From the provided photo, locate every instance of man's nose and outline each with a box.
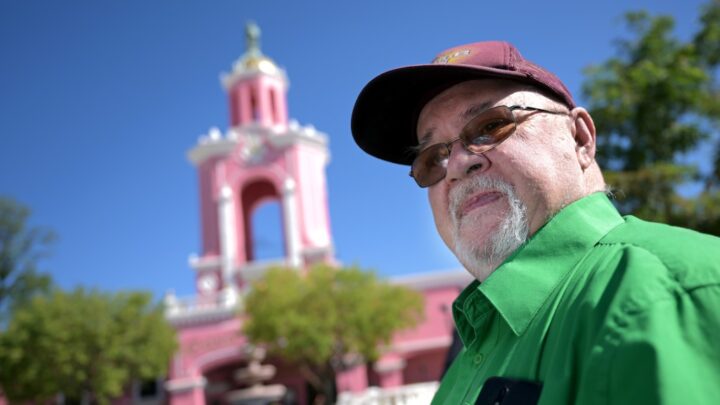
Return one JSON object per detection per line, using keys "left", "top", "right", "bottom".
{"left": 444, "top": 141, "right": 490, "bottom": 184}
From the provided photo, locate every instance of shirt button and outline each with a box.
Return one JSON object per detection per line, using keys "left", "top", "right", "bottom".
{"left": 473, "top": 353, "right": 484, "bottom": 365}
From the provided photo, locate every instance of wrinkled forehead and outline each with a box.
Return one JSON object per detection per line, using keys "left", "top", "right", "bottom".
{"left": 416, "top": 79, "right": 545, "bottom": 143}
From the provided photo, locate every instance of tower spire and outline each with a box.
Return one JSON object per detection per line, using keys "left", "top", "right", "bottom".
{"left": 225, "top": 22, "right": 283, "bottom": 81}
{"left": 245, "top": 21, "right": 262, "bottom": 58}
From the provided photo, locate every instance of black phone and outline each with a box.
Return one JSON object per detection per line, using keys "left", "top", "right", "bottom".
{"left": 474, "top": 377, "right": 543, "bottom": 405}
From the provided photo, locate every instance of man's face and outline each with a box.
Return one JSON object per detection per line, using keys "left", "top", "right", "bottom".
{"left": 416, "top": 79, "right": 586, "bottom": 280}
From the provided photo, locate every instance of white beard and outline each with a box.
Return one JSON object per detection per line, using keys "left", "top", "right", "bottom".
{"left": 449, "top": 177, "right": 529, "bottom": 281}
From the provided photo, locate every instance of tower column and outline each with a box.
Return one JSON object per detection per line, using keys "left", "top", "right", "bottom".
{"left": 375, "top": 354, "right": 406, "bottom": 388}
{"left": 166, "top": 376, "right": 207, "bottom": 405}
{"left": 282, "top": 178, "right": 301, "bottom": 267}
{"left": 218, "top": 185, "right": 237, "bottom": 290}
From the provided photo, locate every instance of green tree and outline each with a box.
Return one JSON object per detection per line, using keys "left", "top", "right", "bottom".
{"left": 582, "top": 0, "right": 720, "bottom": 234}
{"left": 0, "top": 196, "right": 54, "bottom": 324}
{"left": 0, "top": 288, "right": 177, "bottom": 404}
{"left": 243, "top": 264, "right": 424, "bottom": 404}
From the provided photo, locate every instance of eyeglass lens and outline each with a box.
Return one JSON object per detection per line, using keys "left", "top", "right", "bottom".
{"left": 411, "top": 106, "right": 517, "bottom": 187}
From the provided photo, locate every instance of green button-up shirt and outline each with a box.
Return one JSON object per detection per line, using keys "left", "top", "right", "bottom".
{"left": 433, "top": 193, "right": 720, "bottom": 405}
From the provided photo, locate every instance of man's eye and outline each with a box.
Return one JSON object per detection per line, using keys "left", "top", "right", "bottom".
{"left": 464, "top": 118, "right": 510, "bottom": 145}
{"left": 468, "top": 133, "right": 494, "bottom": 146}
{"left": 481, "top": 119, "right": 507, "bottom": 134}
{"left": 433, "top": 152, "right": 448, "bottom": 166}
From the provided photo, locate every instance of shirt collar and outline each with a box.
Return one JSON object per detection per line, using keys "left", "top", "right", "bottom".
{"left": 453, "top": 193, "right": 624, "bottom": 346}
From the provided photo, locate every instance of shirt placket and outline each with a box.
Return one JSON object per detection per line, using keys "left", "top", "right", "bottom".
{"left": 461, "top": 303, "right": 501, "bottom": 404}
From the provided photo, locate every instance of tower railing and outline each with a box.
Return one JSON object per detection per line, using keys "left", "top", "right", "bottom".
{"left": 165, "top": 256, "right": 295, "bottom": 324}
{"left": 336, "top": 382, "right": 439, "bottom": 405}
{"left": 164, "top": 287, "right": 240, "bottom": 325}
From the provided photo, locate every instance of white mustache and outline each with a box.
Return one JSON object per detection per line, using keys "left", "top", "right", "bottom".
{"left": 449, "top": 177, "right": 512, "bottom": 224}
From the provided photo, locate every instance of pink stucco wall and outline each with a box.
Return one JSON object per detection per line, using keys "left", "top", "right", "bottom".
{"left": 171, "top": 318, "right": 247, "bottom": 380}
{"left": 394, "top": 286, "right": 460, "bottom": 346}
{"left": 199, "top": 157, "right": 221, "bottom": 257}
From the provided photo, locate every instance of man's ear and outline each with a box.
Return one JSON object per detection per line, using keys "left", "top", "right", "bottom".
{"left": 571, "top": 107, "right": 597, "bottom": 170}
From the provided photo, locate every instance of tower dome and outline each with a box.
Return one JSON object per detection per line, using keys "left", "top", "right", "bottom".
{"left": 232, "top": 22, "right": 280, "bottom": 76}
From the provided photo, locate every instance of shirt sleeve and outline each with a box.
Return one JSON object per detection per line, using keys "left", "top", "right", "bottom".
{"left": 580, "top": 246, "right": 720, "bottom": 405}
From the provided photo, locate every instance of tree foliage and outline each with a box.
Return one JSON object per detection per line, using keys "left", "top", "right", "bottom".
{"left": 0, "top": 196, "right": 54, "bottom": 324}
{"left": 582, "top": 0, "right": 720, "bottom": 234}
{"left": 0, "top": 288, "right": 177, "bottom": 404}
{"left": 243, "top": 264, "right": 424, "bottom": 403}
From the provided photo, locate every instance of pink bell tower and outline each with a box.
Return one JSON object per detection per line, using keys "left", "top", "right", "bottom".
{"left": 164, "top": 24, "right": 335, "bottom": 404}
{"left": 187, "top": 23, "right": 333, "bottom": 301}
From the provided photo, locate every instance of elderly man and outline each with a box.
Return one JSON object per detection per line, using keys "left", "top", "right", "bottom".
{"left": 351, "top": 41, "right": 720, "bottom": 405}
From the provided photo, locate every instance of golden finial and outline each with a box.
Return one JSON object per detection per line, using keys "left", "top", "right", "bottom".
{"left": 245, "top": 21, "right": 261, "bottom": 56}
{"left": 230, "top": 21, "right": 279, "bottom": 75}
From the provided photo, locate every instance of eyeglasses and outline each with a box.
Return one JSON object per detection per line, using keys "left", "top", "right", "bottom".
{"left": 409, "top": 105, "right": 569, "bottom": 188}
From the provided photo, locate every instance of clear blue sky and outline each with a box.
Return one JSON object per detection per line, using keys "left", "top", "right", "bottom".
{"left": 0, "top": 0, "right": 709, "bottom": 299}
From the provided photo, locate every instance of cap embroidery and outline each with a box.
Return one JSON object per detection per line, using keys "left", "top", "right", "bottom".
{"left": 432, "top": 49, "right": 471, "bottom": 64}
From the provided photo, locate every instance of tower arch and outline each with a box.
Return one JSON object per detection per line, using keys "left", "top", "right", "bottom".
{"left": 239, "top": 177, "right": 282, "bottom": 263}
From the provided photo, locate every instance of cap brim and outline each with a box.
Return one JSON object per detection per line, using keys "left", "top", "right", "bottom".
{"left": 351, "top": 64, "right": 531, "bottom": 165}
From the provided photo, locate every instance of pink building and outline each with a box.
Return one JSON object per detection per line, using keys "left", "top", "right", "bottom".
{"left": 162, "top": 24, "right": 471, "bottom": 405}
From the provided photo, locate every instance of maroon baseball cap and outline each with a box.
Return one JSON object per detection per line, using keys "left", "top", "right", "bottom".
{"left": 351, "top": 41, "right": 576, "bottom": 165}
